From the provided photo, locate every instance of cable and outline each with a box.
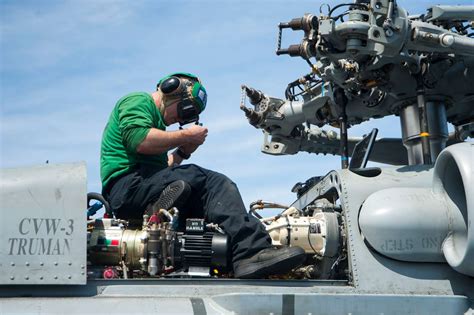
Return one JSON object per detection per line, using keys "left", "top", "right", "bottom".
{"left": 286, "top": 215, "right": 292, "bottom": 247}
{"left": 328, "top": 3, "right": 368, "bottom": 19}
{"left": 285, "top": 78, "right": 322, "bottom": 101}
{"left": 249, "top": 207, "right": 264, "bottom": 220}
{"left": 307, "top": 223, "right": 319, "bottom": 254}
{"left": 249, "top": 200, "right": 288, "bottom": 223}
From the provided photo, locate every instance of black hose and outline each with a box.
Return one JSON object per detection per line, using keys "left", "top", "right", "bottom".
{"left": 249, "top": 208, "right": 264, "bottom": 220}
{"left": 328, "top": 3, "right": 368, "bottom": 19}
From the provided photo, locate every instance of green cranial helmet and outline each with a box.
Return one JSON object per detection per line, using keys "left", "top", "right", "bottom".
{"left": 157, "top": 72, "right": 207, "bottom": 114}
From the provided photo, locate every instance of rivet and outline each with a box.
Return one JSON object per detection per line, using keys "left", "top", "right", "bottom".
{"left": 68, "top": 275, "right": 72, "bottom": 279}
{"left": 40, "top": 262, "right": 44, "bottom": 266}
{"left": 25, "top": 276, "right": 29, "bottom": 280}
{"left": 10, "top": 276, "right": 15, "bottom": 280}
{"left": 40, "top": 276, "right": 44, "bottom": 280}
{"left": 54, "top": 262, "right": 58, "bottom": 266}
{"left": 54, "top": 276, "right": 58, "bottom": 280}
{"left": 10, "top": 262, "right": 15, "bottom": 267}
{"left": 68, "top": 262, "right": 72, "bottom": 266}
{"left": 81, "top": 272, "right": 85, "bottom": 275}
{"left": 81, "top": 265, "right": 85, "bottom": 269}
{"left": 25, "top": 262, "right": 30, "bottom": 266}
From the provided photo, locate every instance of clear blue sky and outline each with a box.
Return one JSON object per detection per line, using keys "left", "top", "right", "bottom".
{"left": 1, "top": 0, "right": 471, "bottom": 210}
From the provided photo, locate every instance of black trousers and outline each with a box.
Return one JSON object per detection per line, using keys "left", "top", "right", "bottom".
{"left": 104, "top": 164, "right": 271, "bottom": 263}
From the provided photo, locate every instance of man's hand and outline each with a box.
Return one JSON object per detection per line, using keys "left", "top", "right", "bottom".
{"left": 182, "top": 125, "right": 208, "bottom": 145}
{"left": 168, "top": 126, "right": 207, "bottom": 166}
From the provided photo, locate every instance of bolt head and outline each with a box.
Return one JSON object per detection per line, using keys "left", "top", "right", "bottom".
{"left": 441, "top": 34, "right": 455, "bottom": 47}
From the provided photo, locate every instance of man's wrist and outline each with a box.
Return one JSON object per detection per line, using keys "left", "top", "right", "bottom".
{"left": 180, "top": 128, "right": 190, "bottom": 140}
{"left": 176, "top": 148, "right": 191, "bottom": 160}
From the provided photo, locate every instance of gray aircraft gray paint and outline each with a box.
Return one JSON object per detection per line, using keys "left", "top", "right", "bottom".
{"left": 1, "top": 0, "right": 474, "bottom": 314}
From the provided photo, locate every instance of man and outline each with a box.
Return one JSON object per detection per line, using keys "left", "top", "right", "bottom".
{"left": 100, "top": 72, "right": 305, "bottom": 278}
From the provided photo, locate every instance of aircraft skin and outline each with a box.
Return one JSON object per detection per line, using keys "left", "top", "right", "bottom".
{"left": 1, "top": 1, "right": 474, "bottom": 314}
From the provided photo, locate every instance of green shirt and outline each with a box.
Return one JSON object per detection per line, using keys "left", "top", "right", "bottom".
{"left": 100, "top": 92, "right": 168, "bottom": 189}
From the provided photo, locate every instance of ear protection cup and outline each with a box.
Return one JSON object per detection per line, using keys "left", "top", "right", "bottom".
{"left": 157, "top": 72, "right": 200, "bottom": 91}
{"left": 160, "top": 77, "right": 181, "bottom": 94}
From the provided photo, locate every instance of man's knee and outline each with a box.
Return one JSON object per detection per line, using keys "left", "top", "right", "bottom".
{"left": 172, "top": 163, "right": 228, "bottom": 181}
{"left": 206, "top": 168, "right": 235, "bottom": 186}
{"left": 171, "top": 163, "right": 238, "bottom": 193}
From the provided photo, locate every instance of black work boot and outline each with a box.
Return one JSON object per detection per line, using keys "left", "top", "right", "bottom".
{"left": 148, "top": 180, "right": 191, "bottom": 214}
{"left": 233, "top": 246, "right": 306, "bottom": 279}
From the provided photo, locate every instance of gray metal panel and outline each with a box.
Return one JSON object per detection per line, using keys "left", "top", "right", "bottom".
{"left": 0, "top": 293, "right": 471, "bottom": 315}
{"left": 336, "top": 166, "right": 474, "bottom": 296}
{"left": 291, "top": 165, "right": 474, "bottom": 297}
{"left": 0, "top": 298, "right": 198, "bottom": 315}
{"left": 0, "top": 162, "right": 87, "bottom": 285}
{"left": 213, "top": 294, "right": 471, "bottom": 315}
{"left": 0, "top": 280, "right": 472, "bottom": 314}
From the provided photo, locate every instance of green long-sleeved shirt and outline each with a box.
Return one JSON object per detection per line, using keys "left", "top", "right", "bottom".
{"left": 100, "top": 92, "right": 168, "bottom": 189}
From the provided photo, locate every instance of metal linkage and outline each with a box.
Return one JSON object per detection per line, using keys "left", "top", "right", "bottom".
{"left": 416, "top": 74, "right": 432, "bottom": 165}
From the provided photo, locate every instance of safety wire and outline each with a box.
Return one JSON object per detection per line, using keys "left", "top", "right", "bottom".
{"left": 331, "top": 253, "right": 347, "bottom": 271}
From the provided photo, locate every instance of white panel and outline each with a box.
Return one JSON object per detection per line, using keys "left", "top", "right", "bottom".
{"left": 0, "top": 162, "right": 87, "bottom": 284}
